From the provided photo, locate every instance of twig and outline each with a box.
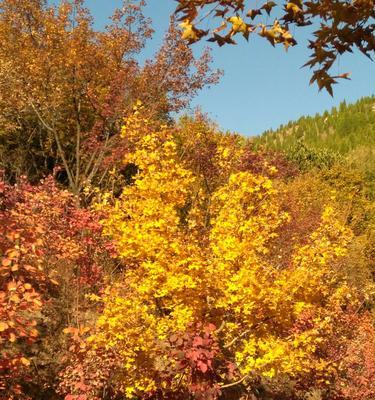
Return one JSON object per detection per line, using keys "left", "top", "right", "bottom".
{"left": 224, "top": 316, "right": 274, "bottom": 349}
{"left": 215, "top": 320, "right": 226, "bottom": 334}
{"left": 220, "top": 374, "right": 249, "bottom": 389}
{"left": 224, "top": 328, "right": 252, "bottom": 349}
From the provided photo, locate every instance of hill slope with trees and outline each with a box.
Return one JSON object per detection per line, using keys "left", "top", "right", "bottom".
{"left": 255, "top": 96, "right": 375, "bottom": 193}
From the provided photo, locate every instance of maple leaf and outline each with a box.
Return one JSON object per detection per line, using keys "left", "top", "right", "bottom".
{"left": 180, "top": 20, "right": 199, "bottom": 42}
{"left": 262, "top": 1, "right": 277, "bottom": 15}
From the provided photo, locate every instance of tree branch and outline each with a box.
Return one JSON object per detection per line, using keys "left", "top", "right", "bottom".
{"left": 220, "top": 374, "right": 249, "bottom": 389}
{"left": 30, "top": 102, "right": 77, "bottom": 193}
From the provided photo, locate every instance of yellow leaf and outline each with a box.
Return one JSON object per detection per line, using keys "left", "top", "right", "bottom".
{"left": 0, "top": 321, "right": 9, "bottom": 332}
{"left": 228, "top": 16, "right": 247, "bottom": 33}
{"left": 20, "top": 357, "right": 31, "bottom": 367}
{"left": 286, "top": 2, "right": 302, "bottom": 14}
{"left": 179, "top": 20, "right": 198, "bottom": 42}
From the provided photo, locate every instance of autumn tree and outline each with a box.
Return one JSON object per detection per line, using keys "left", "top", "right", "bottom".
{"left": 174, "top": 0, "right": 374, "bottom": 94}
{"left": 0, "top": 0, "right": 220, "bottom": 192}
{"left": 57, "top": 108, "right": 375, "bottom": 400}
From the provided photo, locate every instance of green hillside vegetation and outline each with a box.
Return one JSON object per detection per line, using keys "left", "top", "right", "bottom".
{"left": 255, "top": 96, "right": 375, "bottom": 194}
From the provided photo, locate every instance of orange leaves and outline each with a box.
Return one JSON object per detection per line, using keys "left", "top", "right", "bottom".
{"left": 0, "top": 0, "right": 220, "bottom": 193}
{"left": 0, "top": 321, "right": 9, "bottom": 332}
{"left": 63, "top": 326, "right": 90, "bottom": 352}
{"left": 19, "top": 358, "right": 31, "bottom": 367}
{"left": 0, "top": 175, "right": 106, "bottom": 397}
{"left": 65, "top": 394, "right": 87, "bottom": 400}
{"left": 2, "top": 257, "right": 12, "bottom": 267}
{"left": 6, "top": 281, "right": 17, "bottom": 291}
{"left": 10, "top": 264, "right": 19, "bottom": 272}
{"left": 63, "top": 326, "right": 90, "bottom": 337}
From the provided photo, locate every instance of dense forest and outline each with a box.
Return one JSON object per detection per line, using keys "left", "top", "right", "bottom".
{"left": 256, "top": 96, "right": 375, "bottom": 195}
{"left": 0, "top": 1, "right": 374, "bottom": 400}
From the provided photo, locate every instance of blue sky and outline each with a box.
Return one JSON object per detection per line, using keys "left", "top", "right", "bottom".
{"left": 84, "top": 0, "right": 374, "bottom": 136}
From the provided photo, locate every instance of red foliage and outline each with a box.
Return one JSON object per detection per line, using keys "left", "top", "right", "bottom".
{"left": 3, "top": 175, "right": 108, "bottom": 287}
{"left": 240, "top": 145, "right": 299, "bottom": 179}
{"left": 0, "top": 173, "right": 115, "bottom": 397}
{"left": 282, "top": 308, "right": 375, "bottom": 400}
{"left": 166, "top": 323, "right": 222, "bottom": 400}
{"left": 58, "top": 327, "right": 120, "bottom": 400}
{"left": 0, "top": 176, "right": 53, "bottom": 398}
{"left": 332, "top": 312, "right": 375, "bottom": 400}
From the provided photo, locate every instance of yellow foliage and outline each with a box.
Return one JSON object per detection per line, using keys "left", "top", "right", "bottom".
{"left": 91, "top": 112, "right": 357, "bottom": 397}
{"left": 179, "top": 20, "right": 199, "bottom": 42}
{"left": 228, "top": 16, "right": 247, "bottom": 33}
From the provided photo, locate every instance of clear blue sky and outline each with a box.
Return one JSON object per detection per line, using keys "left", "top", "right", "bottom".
{"left": 84, "top": 0, "right": 374, "bottom": 136}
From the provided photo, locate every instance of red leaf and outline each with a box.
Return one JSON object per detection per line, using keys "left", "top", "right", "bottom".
{"left": 193, "top": 336, "right": 203, "bottom": 347}
{"left": 197, "top": 360, "right": 208, "bottom": 373}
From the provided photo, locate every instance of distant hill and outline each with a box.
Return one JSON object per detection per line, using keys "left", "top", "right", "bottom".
{"left": 255, "top": 96, "right": 375, "bottom": 191}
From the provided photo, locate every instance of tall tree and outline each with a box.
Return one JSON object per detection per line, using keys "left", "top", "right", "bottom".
{"left": 0, "top": 0, "right": 220, "bottom": 192}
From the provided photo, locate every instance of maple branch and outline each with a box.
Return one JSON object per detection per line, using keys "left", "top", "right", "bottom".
{"left": 86, "top": 131, "right": 111, "bottom": 184}
{"left": 197, "top": 3, "right": 221, "bottom": 24}
{"left": 83, "top": 147, "right": 99, "bottom": 179}
{"left": 75, "top": 100, "right": 82, "bottom": 191}
{"left": 224, "top": 329, "right": 252, "bottom": 349}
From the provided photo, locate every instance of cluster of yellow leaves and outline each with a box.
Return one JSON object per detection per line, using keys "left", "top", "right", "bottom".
{"left": 90, "top": 110, "right": 355, "bottom": 397}
{"left": 179, "top": 20, "right": 199, "bottom": 42}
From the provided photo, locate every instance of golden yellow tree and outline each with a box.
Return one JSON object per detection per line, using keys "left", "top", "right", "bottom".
{"left": 89, "top": 110, "right": 355, "bottom": 399}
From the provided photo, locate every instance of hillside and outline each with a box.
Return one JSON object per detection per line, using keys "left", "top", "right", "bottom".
{"left": 255, "top": 96, "right": 375, "bottom": 188}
